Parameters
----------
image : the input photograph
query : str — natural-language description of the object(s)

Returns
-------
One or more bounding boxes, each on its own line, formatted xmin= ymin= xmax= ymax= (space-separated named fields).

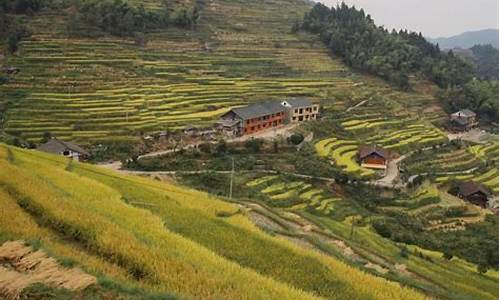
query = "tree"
xmin=442 ymin=252 xmax=453 ymax=260
xmin=289 ymin=133 xmax=304 ymax=145
xmin=477 ymin=263 xmax=488 ymax=274
xmin=244 ymin=138 xmax=263 ymax=153
xmin=41 ymin=131 xmax=52 ymax=143
xmin=215 ymin=139 xmax=227 ymax=156
xmin=7 ymin=32 xmax=19 ymax=53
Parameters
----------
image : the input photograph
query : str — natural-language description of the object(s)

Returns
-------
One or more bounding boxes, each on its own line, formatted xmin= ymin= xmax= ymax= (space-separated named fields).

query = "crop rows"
xmin=315 ymin=138 xmax=375 ymax=178
xmin=404 ymin=142 xmax=499 ymax=192
xmin=246 ymin=175 xmax=341 ymax=214
xmin=0 ymin=144 xmax=429 ymax=300
xmin=1 ymin=5 xmax=358 ymax=144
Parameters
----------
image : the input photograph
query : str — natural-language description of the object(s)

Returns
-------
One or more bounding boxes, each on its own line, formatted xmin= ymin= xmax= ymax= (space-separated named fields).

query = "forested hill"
xmin=299 ymin=3 xmax=499 ymax=122
xmin=428 ymin=29 xmax=499 ymax=50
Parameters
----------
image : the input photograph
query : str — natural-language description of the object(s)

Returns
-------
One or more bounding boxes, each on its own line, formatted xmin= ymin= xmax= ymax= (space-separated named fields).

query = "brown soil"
xmin=0 ymin=240 xmax=96 ymax=299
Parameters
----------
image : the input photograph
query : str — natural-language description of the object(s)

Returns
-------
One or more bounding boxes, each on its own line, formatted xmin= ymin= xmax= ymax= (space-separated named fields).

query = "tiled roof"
xmin=231 ymin=101 xmax=285 ymax=120
xmin=459 ymin=181 xmax=491 ymax=197
xmin=454 ymin=109 xmax=476 ymax=118
xmin=358 ymin=145 xmax=389 ymax=160
xmin=285 ymin=98 xmax=313 ymax=108
xmin=37 ymin=138 xmax=89 ymax=156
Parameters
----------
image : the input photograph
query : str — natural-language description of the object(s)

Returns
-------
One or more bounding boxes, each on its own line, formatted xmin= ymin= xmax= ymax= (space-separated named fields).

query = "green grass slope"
xmin=0 ymin=144 xmax=427 ymax=299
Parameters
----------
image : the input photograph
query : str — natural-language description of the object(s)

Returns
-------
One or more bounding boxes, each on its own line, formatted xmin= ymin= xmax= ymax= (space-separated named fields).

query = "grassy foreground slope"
xmin=0 ymin=0 xmax=444 ymax=144
xmin=0 ymin=144 xmax=427 ymax=300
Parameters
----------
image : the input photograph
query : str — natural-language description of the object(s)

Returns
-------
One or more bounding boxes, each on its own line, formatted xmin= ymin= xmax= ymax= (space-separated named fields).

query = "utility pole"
xmin=350 ymin=216 xmax=356 ymax=240
xmin=229 ymin=156 xmax=235 ymax=199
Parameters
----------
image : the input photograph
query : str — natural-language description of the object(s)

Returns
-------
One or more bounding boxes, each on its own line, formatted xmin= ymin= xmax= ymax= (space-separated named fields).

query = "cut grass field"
xmin=0 ymin=144 xmax=428 ymax=299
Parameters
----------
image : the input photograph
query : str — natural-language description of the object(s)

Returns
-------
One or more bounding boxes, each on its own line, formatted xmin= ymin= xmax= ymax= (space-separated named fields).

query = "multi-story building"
xmin=217 ymin=102 xmax=286 ymax=136
xmin=281 ymin=98 xmax=320 ymax=123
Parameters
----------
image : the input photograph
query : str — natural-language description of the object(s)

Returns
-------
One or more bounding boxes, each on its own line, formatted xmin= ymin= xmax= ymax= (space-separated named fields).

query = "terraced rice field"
xmin=406 ymin=142 xmax=500 ymax=192
xmin=338 ymin=114 xmax=447 ymax=152
xmin=246 ymin=175 xmax=341 ymax=215
xmin=0 ymin=0 xmax=359 ymax=144
xmin=315 ymin=138 xmax=375 ymax=178
xmin=0 ymin=0 xmax=448 ymax=145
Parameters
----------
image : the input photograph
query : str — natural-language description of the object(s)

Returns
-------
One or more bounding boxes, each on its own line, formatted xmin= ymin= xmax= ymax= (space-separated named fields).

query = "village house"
xmin=37 ymin=138 xmax=90 ymax=161
xmin=457 ymin=181 xmax=492 ymax=208
xmin=281 ymin=98 xmax=320 ymax=123
xmin=217 ymin=101 xmax=286 ymax=136
xmin=450 ymin=109 xmax=478 ymax=131
xmin=217 ymin=98 xmax=319 ymax=137
xmin=357 ymin=145 xmax=389 ymax=170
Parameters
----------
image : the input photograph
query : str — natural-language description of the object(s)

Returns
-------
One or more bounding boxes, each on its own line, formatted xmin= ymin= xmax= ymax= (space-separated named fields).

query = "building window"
xmin=313 ymin=106 xmax=318 ymax=111
xmin=294 ymin=109 xmax=298 ymax=113
xmin=299 ymin=108 xmax=303 ymax=114
xmin=292 ymin=117 xmax=297 ymax=121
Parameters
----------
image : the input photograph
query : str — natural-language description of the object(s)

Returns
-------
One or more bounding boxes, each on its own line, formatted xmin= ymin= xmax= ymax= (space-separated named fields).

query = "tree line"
xmin=0 ymin=0 xmax=205 ymax=51
xmin=0 ymin=0 xmax=42 ymax=54
xmin=470 ymin=44 xmax=499 ymax=80
xmin=67 ymin=0 xmax=204 ymax=37
xmin=298 ymin=3 xmax=498 ymax=121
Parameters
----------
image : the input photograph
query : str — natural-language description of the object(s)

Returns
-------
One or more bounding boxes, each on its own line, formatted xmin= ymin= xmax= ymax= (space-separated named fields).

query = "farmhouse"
xmin=217 ymin=102 xmax=286 ymax=136
xmin=450 ymin=109 xmax=478 ymax=131
xmin=358 ymin=145 xmax=389 ymax=169
xmin=37 ymin=138 xmax=89 ymax=161
xmin=281 ymin=98 xmax=320 ymax=123
xmin=457 ymin=181 xmax=491 ymax=208
xmin=217 ymin=99 xmax=320 ymax=136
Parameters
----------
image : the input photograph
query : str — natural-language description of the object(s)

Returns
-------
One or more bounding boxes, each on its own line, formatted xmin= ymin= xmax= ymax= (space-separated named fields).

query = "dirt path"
xmin=0 ymin=241 xmax=96 ymax=299
xmin=346 ymin=99 xmax=369 ymax=112
xmin=447 ymin=128 xmax=492 ymax=144
xmin=229 ymin=123 xmax=300 ymax=142
xmin=375 ymin=155 xmax=407 ymax=187
xmin=239 ymin=201 xmax=418 ymax=278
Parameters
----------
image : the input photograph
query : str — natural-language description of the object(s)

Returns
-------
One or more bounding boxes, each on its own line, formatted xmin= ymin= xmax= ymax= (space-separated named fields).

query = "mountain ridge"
xmin=427 ymin=28 xmax=499 ymax=49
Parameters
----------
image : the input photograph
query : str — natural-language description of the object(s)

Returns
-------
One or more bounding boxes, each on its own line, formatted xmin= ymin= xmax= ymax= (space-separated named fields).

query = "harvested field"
xmin=0 ymin=240 xmax=96 ymax=299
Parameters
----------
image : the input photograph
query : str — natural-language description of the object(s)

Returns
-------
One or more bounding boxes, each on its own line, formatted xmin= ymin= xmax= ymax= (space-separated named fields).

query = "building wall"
xmin=450 ymin=115 xmax=478 ymax=129
xmin=61 ymin=150 xmax=81 ymax=161
xmin=362 ymin=155 xmax=386 ymax=166
xmin=243 ymin=112 xmax=285 ymax=135
xmin=290 ymin=104 xmax=319 ymax=123
xmin=465 ymin=192 xmax=489 ymax=208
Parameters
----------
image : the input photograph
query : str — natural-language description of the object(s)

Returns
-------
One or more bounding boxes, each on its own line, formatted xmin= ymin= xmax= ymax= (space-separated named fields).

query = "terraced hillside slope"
xmin=0 ymin=144 xmax=428 ymax=299
xmin=0 ymin=0 xmax=444 ymax=145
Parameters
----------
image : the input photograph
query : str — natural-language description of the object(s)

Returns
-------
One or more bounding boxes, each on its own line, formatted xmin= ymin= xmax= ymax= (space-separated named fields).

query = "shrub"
xmin=245 ymin=138 xmax=263 ymax=153
xmin=289 ymin=133 xmax=305 ymax=145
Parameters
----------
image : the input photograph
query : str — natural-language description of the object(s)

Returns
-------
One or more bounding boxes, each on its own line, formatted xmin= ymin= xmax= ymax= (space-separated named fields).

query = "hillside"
xmin=0 ymin=1 xmax=499 ymax=299
xmin=0 ymin=0 xmax=445 ymax=148
xmin=0 ymin=144 xmax=430 ymax=299
xmin=428 ymin=29 xmax=499 ymax=49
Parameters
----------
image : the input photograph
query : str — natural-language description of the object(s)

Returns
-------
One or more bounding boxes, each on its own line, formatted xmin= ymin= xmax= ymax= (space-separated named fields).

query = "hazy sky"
xmin=317 ymin=0 xmax=499 ymax=38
